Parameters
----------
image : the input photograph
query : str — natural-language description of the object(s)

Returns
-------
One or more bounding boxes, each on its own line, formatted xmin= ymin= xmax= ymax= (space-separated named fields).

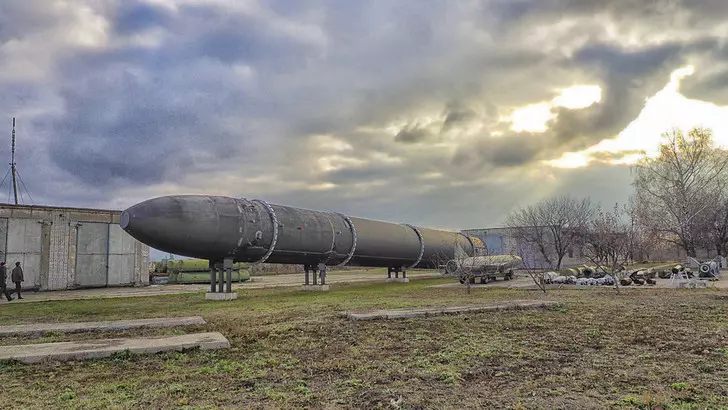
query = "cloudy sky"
xmin=2 ymin=0 xmax=728 ymax=260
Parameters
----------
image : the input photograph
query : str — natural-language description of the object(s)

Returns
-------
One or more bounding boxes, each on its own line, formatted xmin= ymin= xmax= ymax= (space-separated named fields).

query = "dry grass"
xmin=1 ymin=278 xmax=727 ymax=409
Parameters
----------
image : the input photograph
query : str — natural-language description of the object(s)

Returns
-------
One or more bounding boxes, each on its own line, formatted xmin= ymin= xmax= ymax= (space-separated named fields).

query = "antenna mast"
xmin=10 ymin=117 xmax=18 ymax=205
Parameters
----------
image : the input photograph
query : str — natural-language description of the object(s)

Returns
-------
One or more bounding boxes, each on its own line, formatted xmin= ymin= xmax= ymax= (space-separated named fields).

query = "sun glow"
xmin=508 ymin=85 xmax=603 ymax=133
xmin=509 ymin=103 xmax=555 ymax=133
xmin=552 ymin=85 xmax=602 ymax=109
xmin=546 ymin=65 xmax=728 ymax=169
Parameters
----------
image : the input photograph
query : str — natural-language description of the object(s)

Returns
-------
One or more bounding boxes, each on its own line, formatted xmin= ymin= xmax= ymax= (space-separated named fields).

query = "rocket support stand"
xmin=386 ymin=266 xmax=410 ymax=283
xmin=302 ymin=263 xmax=329 ymax=291
xmin=206 ymin=257 xmax=238 ymax=300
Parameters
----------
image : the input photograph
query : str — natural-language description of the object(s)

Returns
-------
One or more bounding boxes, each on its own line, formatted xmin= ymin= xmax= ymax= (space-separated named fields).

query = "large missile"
xmin=120 ymin=195 xmax=480 ymax=269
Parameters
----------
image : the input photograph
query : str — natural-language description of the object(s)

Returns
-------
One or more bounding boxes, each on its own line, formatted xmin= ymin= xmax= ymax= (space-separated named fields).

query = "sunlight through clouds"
xmin=546 ymin=66 xmax=728 ymax=169
xmin=508 ymin=85 xmax=603 ymax=132
xmin=509 ymin=102 xmax=555 ymax=133
xmin=552 ymin=85 xmax=602 ymax=109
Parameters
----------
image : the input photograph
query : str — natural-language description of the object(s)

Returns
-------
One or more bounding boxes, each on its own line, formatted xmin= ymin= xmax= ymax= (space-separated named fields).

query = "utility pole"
xmin=10 ymin=117 xmax=18 ymax=205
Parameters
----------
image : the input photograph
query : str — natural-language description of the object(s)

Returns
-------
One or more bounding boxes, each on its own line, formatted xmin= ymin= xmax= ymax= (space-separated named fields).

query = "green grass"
xmin=1 ymin=278 xmax=727 ymax=409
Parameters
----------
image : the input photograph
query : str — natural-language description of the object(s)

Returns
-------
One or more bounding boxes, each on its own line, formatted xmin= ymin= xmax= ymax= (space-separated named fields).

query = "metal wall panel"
xmin=107 ymin=224 xmax=136 ymax=285
xmin=75 ymin=222 xmax=109 ymax=287
xmin=5 ymin=218 xmax=42 ymax=289
xmin=484 ymin=235 xmax=504 ymax=254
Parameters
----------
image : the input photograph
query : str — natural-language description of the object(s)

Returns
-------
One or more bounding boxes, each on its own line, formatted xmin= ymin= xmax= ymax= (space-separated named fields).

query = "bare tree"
xmin=509 ymin=232 xmax=550 ymax=293
xmin=697 ymin=195 xmax=728 ymax=259
xmin=624 ymin=196 xmax=651 ymax=261
xmin=633 ymin=127 xmax=728 ymax=257
xmin=582 ymin=203 xmax=636 ymax=294
xmin=504 ymin=195 xmax=594 ymax=270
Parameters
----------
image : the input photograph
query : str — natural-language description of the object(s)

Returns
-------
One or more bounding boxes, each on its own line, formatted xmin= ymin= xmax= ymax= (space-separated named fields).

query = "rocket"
xmin=120 ymin=195 xmax=481 ymax=270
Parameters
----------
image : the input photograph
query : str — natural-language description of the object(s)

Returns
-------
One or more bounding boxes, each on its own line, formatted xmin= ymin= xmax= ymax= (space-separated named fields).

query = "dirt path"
xmin=2 ymin=270 xmax=442 ymax=303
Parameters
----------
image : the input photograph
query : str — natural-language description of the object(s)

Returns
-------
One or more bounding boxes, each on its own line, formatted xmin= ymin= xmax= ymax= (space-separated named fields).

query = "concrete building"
xmin=0 ymin=203 xmax=150 ymax=291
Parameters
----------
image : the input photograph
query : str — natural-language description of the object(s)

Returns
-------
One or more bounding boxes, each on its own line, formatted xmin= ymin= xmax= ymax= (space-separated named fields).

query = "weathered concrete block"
xmin=0 ymin=316 xmax=207 ymax=337
xmin=301 ymin=285 xmax=330 ymax=292
xmin=205 ymin=292 xmax=238 ymax=300
xmin=0 ymin=332 xmax=230 ymax=364
xmin=385 ymin=278 xmax=410 ymax=283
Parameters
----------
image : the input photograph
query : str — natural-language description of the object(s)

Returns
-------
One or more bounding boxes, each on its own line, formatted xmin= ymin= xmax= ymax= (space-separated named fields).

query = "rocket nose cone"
xmin=120 ymin=201 xmax=149 ymax=237
xmin=119 ymin=196 xmax=179 ymax=247
xmin=120 ymin=209 xmax=131 ymax=231
xmin=119 ymin=195 xmax=238 ymax=260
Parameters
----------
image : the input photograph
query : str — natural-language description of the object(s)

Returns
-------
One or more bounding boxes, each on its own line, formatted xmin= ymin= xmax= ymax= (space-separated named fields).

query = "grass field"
xmin=1 ymin=277 xmax=727 ymax=409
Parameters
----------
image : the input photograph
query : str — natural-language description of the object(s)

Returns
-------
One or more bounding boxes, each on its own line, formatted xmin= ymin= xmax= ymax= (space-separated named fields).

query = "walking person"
xmin=11 ymin=261 xmax=23 ymax=299
xmin=0 ymin=262 xmax=12 ymax=301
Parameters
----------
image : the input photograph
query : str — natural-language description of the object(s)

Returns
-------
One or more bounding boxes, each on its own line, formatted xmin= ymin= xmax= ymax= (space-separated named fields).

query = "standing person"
xmin=11 ymin=261 xmax=23 ymax=299
xmin=0 ymin=262 xmax=12 ymax=301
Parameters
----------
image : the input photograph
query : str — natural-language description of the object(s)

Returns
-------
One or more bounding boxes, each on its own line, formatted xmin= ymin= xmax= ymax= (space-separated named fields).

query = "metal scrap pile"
xmin=542 ymin=265 xmax=659 ymax=286
xmin=542 ymin=266 xmax=617 ymax=286
xmin=656 ymin=264 xmax=693 ymax=280
xmin=618 ymin=269 xmax=657 ymax=286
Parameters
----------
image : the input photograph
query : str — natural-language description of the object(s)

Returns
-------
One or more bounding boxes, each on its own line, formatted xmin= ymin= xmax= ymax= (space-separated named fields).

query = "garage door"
xmin=4 ymin=218 xmax=43 ymax=290
xmin=75 ymin=222 xmax=109 ymax=287
xmin=107 ymin=224 xmax=137 ymax=285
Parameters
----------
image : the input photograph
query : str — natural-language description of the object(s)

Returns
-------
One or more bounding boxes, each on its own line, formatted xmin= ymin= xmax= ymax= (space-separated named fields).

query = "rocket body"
xmin=121 ymin=195 xmax=478 ymax=268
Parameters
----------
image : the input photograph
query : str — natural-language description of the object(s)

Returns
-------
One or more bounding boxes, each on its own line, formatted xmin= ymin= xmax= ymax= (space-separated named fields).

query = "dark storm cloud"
xmin=112 ymin=1 xmax=171 ymax=35
xmin=546 ymin=42 xmax=685 ymax=151
xmin=394 ymin=124 xmax=433 ymax=144
xmin=326 ymin=164 xmax=403 ymax=185
xmin=0 ymin=1 xmax=61 ymax=43
xmin=679 ymin=41 xmax=728 ymax=104
xmin=440 ymin=101 xmax=491 ymax=133
xmin=490 ymin=0 xmax=720 ymax=23
xmin=549 ymin=38 xmax=720 ymax=148
xmin=451 ymin=133 xmax=545 ymax=170
xmin=681 ymin=69 xmax=728 ymax=105
xmin=449 ymin=40 xmax=703 ymax=171
xmin=587 ymin=150 xmax=644 ymax=163
xmin=185 ymin=6 xmax=320 ymax=68
xmin=47 ymin=67 xmax=253 ymax=186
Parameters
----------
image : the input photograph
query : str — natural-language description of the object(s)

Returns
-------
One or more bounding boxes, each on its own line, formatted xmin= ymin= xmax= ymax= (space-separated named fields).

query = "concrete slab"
xmin=341 ymin=300 xmax=560 ymax=321
xmin=385 ymin=278 xmax=410 ymax=283
xmin=301 ymin=285 xmax=330 ymax=291
xmin=205 ymin=292 xmax=238 ymax=300
xmin=0 ymin=332 xmax=230 ymax=364
xmin=0 ymin=316 xmax=206 ymax=337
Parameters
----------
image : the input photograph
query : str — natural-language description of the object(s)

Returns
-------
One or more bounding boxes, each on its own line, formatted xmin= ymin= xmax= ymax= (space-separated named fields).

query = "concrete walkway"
xmin=0 ymin=332 xmax=230 ymax=364
xmin=0 ymin=316 xmax=206 ymax=337
xmin=0 ymin=271 xmax=441 ymax=304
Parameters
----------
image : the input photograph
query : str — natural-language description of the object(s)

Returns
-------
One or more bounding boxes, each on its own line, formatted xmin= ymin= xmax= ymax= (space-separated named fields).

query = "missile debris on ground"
xmin=340 ymin=300 xmax=560 ymax=321
xmin=0 ymin=317 xmax=206 ymax=337
xmin=0 ymin=332 xmax=230 ymax=364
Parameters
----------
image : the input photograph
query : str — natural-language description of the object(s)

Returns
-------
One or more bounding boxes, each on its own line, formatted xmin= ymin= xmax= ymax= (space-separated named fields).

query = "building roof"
xmin=0 ymin=202 xmax=122 ymax=214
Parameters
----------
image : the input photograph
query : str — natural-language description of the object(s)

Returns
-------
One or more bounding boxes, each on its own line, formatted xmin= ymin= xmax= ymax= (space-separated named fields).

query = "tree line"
xmin=503 ymin=126 xmax=728 ymax=271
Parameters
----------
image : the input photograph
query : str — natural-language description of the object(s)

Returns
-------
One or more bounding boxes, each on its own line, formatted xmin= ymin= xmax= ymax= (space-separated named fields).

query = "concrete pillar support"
xmin=301 ymin=263 xmax=330 ymax=291
xmin=386 ymin=266 xmax=410 ymax=283
xmin=209 ymin=260 xmax=217 ymax=293
xmin=206 ymin=258 xmax=238 ymax=300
